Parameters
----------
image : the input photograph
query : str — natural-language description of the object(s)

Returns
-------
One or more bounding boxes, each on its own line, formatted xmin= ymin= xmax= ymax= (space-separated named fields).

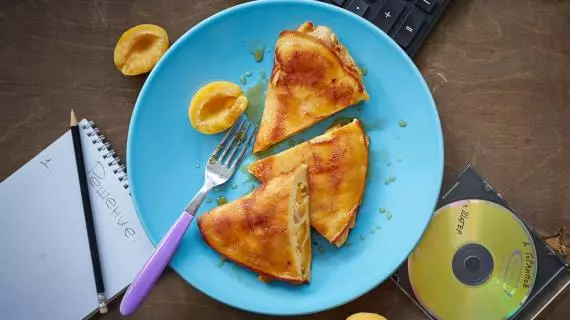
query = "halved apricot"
xmin=189 ymin=81 xmax=248 ymax=134
xmin=114 ymin=24 xmax=169 ymax=76
xmin=346 ymin=313 xmax=387 ymax=320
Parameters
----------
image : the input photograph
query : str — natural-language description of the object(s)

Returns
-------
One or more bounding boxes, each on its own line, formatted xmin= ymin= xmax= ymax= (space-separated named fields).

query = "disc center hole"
xmin=465 ymin=256 xmax=481 ymax=273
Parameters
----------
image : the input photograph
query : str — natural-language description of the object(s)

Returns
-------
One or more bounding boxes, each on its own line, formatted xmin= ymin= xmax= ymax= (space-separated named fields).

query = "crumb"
xmin=544 ymin=230 xmax=567 ymax=257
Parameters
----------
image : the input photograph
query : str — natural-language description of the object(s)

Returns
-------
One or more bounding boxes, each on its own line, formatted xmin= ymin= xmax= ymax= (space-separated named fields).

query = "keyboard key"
xmin=418 ymin=0 xmax=436 ymax=13
xmin=316 ymin=0 xmax=451 ymax=57
xmin=394 ymin=10 xmax=426 ymax=48
xmin=373 ymin=0 xmax=406 ymax=33
xmin=346 ymin=0 xmax=369 ymax=16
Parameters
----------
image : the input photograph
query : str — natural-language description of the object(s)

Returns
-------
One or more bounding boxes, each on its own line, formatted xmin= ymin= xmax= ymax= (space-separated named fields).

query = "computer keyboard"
xmin=320 ymin=0 xmax=450 ymax=57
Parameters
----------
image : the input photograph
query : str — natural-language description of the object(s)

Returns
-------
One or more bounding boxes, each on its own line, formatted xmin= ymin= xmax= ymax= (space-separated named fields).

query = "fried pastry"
xmin=198 ymin=165 xmax=311 ymax=283
xmin=253 ymin=22 xmax=369 ymax=152
xmin=250 ymin=119 xmax=368 ymax=246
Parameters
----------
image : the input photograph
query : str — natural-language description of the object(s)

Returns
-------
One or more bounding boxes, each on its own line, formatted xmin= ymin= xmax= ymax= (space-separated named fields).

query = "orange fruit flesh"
xmin=188 ymin=81 xmax=248 ymax=134
xmin=114 ymin=24 xmax=169 ymax=76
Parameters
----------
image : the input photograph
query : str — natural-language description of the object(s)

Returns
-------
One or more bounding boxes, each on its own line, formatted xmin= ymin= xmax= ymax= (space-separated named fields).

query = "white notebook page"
xmin=0 ymin=119 xmax=154 ymax=319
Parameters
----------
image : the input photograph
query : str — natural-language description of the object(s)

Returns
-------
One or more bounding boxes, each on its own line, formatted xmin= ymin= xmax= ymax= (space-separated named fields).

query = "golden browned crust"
xmin=198 ymin=223 xmax=307 ymax=284
xmin=275 ymin=30 xmax=366 ymax=96
xmin=250 ymin=119 xmax=369 ymax=246
xmin=198 ymin=166 xmax=311 ymax=284
xmin=331 ymin=204 xmax=360 ymax=246
xmin=331 ymin=120 xmax=369 ymax=246
xmin=295 ymin=22 xmax=364 ymax=84
xmin=253 ymin=22 xmax=369 ymax=153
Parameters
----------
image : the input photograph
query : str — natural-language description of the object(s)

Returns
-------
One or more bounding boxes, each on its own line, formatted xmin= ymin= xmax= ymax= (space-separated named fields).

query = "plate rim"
xmin=127 ymin=0 xmax=445 ymax=315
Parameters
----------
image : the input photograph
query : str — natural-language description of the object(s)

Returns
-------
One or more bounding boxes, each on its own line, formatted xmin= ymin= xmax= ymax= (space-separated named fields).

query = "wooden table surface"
xmin=1 ymin=0 xmax=569 ymax=319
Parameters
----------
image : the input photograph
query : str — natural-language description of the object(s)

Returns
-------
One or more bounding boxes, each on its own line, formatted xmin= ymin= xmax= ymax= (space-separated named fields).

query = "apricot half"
xmin=346 ymin=313 xmax=387 ymax=320
xmin=114 ymin=24 xmax=169 ymax=76
xmin=189 ymin=81 xmax=248 ymax=134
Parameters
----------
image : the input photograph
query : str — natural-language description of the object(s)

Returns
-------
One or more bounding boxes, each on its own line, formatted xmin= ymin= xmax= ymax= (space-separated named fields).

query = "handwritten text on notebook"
xmin=1 ymin=123 xmax=154 ymax=320
xmin=88 ymin=160 xmax=140 ymax=242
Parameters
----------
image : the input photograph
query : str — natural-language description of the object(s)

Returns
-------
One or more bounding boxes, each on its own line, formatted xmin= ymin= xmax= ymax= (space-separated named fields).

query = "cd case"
xmin=392 ymin=166 xmax=570 ymax=319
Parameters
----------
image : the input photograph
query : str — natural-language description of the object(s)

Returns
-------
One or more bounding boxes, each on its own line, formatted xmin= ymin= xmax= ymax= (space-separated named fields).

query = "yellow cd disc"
xmin=408 ymin=199 xmax=537 ymax=320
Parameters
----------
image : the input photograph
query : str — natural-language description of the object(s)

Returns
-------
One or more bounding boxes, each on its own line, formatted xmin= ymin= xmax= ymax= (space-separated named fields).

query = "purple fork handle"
xmin=120 ymin=212 xmax=194 ymax=315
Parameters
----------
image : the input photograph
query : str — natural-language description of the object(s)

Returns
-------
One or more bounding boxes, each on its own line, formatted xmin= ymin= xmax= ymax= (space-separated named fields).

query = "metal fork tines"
xmin=207 ymin=117 xmax=256 ymax=177
xmin=184 ymin=116 xmax=256 ymax=215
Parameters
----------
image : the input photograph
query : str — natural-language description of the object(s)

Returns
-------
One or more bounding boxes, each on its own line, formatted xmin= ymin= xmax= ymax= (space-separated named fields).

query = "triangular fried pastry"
xmin=253 ymin=22 xmax=369 ymax=153
xmin=250 ymin=119 xmax=368 ymax=246
xmin=198 ymin=165 xmax=311 ymax=283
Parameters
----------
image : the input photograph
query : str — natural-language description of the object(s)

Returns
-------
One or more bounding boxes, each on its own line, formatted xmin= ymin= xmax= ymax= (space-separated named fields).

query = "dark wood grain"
xmin=1 ymin=0 xmax=569 ymax=319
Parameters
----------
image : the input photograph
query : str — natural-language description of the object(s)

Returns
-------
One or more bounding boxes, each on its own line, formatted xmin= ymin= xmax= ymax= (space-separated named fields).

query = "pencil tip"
xmin=70 ymin=109 xmax=78 ymax=126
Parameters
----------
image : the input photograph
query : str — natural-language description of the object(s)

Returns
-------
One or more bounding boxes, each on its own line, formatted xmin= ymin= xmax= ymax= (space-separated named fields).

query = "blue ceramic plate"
xmin=127 ymin=0 xmax=443 ymax=315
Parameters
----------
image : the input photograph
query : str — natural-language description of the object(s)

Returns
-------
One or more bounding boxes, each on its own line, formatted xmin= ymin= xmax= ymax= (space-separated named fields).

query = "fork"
xmin=120 ymin=117 xmax=256 ymax=316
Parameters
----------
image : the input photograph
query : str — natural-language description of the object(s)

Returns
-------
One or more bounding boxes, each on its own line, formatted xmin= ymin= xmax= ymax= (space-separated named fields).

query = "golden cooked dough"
xmin=250 ymin=119 xmax=368 ymax=246
xmin=198 ymin=165 xmax=311 ymax=284
xmin=253 ymin=22 xmax=369 ymax=153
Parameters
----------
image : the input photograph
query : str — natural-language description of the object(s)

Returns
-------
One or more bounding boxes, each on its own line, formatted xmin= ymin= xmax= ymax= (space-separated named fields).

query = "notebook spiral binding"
xmin=82 ymin=120 xmax=129 ymax=191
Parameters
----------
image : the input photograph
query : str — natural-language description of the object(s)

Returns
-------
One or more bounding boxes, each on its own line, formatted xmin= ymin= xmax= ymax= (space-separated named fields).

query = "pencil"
xmin=70 ymin=110 xmax=108 ymax=314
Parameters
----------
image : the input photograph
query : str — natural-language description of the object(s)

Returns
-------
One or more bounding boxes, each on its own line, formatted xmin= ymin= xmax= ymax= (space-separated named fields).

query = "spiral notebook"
xmin=0 ymin=119 xmax=154 ymax=320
